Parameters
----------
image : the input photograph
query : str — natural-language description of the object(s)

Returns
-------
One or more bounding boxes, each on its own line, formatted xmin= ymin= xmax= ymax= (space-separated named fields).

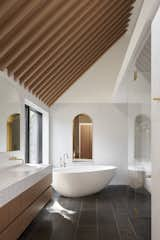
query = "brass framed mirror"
xmin=7 ymin=113 xmax=20 ymax=152
xmin=0 ymin=74 xmax=21 ymax=152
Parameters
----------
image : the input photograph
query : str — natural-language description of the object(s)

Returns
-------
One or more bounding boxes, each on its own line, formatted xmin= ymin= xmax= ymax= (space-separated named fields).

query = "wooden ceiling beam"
xmin=0 ymin=0 xmax=68 ymax=58
xmin=0 ymin=0 xmax=23 ymax=23
xmin=41 ymin=24 xmax=128 ymax=102
xmin=46 ymin=30 xmax=126 ymax=106
xmin=19 ymin=0 xmax=132 ymax=85
xmin=25 ymin=6 xmax=132 ymax=91
xmin=0 ymin=0 xmax=88 ymax=69
xmin=0 ymin=0 xmax=44 ymax=40
xmin=31 ymin=12 xmax=131 ymax=96
xmin=30 ymin=17 xmax=130 ymax=97
xmin=13 ymin=0 xmax=110 ymax=79
xmin=9 ymin=0 xmax=103 ymax=75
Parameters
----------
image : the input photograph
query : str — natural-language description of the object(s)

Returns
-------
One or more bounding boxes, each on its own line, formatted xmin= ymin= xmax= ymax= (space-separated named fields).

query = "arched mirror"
xmin=73 ymin=114 xmax=93 ymax=160
xmin=135 ymin=114 xmax=150 ymax=161
xmin=7 ymin=113 xmax=20 ymax=151
xmin=0 ymin=75 xmax=21 ymax=152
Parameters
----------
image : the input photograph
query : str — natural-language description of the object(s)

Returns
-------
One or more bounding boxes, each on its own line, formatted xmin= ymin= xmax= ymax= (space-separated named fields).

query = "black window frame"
xmin=25 ymin=105 xmax=43 ymax=164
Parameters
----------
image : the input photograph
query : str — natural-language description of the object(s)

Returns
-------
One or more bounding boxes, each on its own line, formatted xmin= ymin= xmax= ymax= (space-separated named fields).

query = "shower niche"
xmin=134 ymin=114 xmax=150 ymax=162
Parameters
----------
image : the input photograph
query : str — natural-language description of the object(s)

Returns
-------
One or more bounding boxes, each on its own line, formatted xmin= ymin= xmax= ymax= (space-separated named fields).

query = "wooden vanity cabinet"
xmin=0 ymin=174 xmax=52 ymax=240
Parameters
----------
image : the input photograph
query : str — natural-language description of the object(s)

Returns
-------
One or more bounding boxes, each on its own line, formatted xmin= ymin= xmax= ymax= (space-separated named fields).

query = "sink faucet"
xmin=9 ymin=156 xmax=23 ymax=161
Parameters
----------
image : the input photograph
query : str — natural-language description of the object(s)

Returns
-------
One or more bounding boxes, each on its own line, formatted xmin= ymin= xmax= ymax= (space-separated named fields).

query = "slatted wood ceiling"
xmin=0 ymin=0 xmax=135 ymax=106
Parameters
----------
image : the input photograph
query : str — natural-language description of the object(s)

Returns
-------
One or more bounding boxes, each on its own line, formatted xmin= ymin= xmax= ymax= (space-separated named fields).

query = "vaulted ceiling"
xmin=0 ymin=0 xmax=135 ymax=106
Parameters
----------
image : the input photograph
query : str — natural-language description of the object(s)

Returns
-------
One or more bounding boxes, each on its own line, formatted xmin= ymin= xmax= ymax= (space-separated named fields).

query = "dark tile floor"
xmin=19 ymin=186 xmax=151 ymax=240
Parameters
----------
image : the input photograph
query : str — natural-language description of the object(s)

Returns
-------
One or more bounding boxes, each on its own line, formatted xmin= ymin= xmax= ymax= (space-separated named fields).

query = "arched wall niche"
xmin=134 ymin=114 xmax=150 ymax=161
xmin=73 ymin=114 xmax=93 ymax=160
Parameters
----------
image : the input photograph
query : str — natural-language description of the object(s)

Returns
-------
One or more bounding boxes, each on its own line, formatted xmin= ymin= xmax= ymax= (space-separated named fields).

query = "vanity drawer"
xmin=0 ymin=204 xmax=9 ymax=233
xmin=0 ymin=187 xmax=52 ymax=240
xmin=8 ymin=195 xmax=21 ymax=223
xmin=20 ymin=174 xmax=52 ymax=211
xmin=0 ymin=195 xmax=21 ymax=233
xmin=20 ymin=187 xmax=52 ymax=233
xmin=0 ymin=174 xmax=52 ymax=235
xmin=0 ymin=216 xmax=21 ymax=240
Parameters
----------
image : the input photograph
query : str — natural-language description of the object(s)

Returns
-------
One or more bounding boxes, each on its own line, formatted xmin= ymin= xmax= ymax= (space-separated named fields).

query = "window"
xmin=25 ymin=105 xmax=42 ymax=163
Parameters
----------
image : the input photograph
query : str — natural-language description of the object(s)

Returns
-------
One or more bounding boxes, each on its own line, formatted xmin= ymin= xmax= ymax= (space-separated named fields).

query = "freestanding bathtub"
xmin=53 ymin=165 xmax=117 ymax=197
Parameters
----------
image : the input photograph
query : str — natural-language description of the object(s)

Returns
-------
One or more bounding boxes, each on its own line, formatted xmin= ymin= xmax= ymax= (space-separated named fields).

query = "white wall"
xmin=115 ymin=69 xmax=151 ymax=171
xmin=113 ymin=0 xmax=160 ymax=98
xmin=50 ymin=103 xmax=128 ymax=185
xmin=0 ymin=70 xmax=50 ymax=165
xmin=112 ymin=35 xmax=151 ymax=173
xmin=151 ymin=6 xmax=160 ymax=240
xmin=114 ymin=69 xmax=151 ymax=103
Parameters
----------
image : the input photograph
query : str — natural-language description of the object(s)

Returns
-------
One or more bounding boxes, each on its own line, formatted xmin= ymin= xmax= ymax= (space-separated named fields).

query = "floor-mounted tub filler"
xmin=53 ymin=165 xmax=117 ymax=197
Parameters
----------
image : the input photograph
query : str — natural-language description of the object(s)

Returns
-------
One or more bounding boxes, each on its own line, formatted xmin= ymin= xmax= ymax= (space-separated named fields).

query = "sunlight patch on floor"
xmin=46 ymin=201 xmax=77 ymax=222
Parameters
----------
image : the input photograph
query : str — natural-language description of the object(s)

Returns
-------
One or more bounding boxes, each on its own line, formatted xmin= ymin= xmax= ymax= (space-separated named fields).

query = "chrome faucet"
xmin=60 ymin=157 xmax=63 ymax=167
xmin=60 ymin=153 xmax=69 ymax=167
xmin=63 ymin=153 xmax=69 ymax=167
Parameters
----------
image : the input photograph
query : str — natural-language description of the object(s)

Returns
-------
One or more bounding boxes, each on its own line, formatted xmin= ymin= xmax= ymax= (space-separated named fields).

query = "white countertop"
xmin=0 ymin=163 xmax=52 ymax=207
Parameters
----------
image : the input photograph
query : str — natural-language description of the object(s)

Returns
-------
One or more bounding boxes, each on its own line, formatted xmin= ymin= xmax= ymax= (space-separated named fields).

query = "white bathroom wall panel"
xmin=50 ymin=103 xmax=128 ymax=185
xmin=0 ymin=71 xmax=50 ymax=165
xmin=152 ymin=6 xmax=160 ymax=240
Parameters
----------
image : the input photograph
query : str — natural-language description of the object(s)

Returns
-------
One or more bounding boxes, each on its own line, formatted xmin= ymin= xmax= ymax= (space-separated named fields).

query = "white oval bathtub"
xmin=53 ymin=165 xmax=117 ymax=197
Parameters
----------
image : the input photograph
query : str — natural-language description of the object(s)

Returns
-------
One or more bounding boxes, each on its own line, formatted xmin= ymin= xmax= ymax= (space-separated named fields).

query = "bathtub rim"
xmin=53 ymin=165 xmax=117 ymax=174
